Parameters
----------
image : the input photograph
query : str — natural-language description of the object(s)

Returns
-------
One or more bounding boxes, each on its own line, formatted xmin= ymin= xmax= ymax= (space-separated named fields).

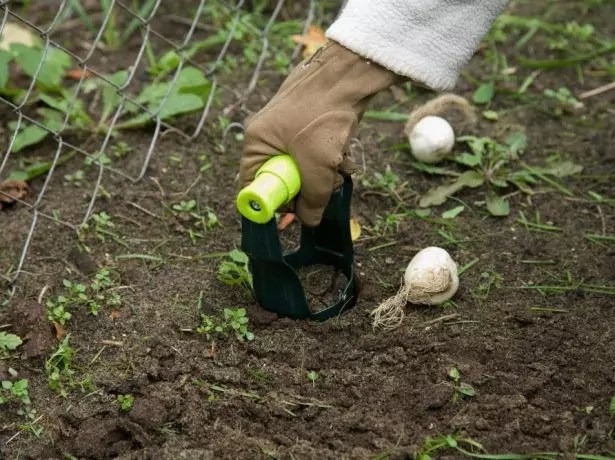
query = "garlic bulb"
xmin=370 ymin=247 xmax=459 ymax=331
xmin=409 ymin=116 xmax=455 ymax=164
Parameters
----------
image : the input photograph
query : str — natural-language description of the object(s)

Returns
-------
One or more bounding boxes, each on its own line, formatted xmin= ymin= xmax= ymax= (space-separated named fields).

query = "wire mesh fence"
xmin=0 ymin=0 xmax=320 ymax=287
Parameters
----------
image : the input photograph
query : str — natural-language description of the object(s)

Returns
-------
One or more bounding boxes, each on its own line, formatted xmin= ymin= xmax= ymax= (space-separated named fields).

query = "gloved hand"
xmin=238 ymin=40 xmax=405 ymax=227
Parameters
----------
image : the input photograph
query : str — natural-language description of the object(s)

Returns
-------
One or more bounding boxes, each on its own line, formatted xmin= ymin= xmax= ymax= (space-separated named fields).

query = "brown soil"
xmin=1 ymin=1 xmax=615 ymax=460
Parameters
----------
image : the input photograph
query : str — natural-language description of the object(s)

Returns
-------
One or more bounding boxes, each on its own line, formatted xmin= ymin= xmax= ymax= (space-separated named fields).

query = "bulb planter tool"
xmin=236 ymin=154 xmax=358 ymax=321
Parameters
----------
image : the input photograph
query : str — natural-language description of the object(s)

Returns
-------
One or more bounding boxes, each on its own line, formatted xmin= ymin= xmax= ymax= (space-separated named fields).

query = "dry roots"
xmin=404 ymin=93 xmax=478 ymax=138
xmin=370 ymin=267 xmax=455 ymax=331
xmin=370 ymin=279 xmax=410 ymax=332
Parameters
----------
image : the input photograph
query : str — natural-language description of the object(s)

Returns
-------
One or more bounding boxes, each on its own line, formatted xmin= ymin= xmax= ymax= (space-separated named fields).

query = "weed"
xmin=361 ymin=165 xmax=403 ymax=193
xmin=217 ymin=249 xmax=253 ymax=295
xmin=197 ymin=307 xmax=255 ymax=342
xmin=516 ymin=210 xmax=563 ymax=233
xmin=610 ymin=395 xmax=615 ymax=416
xmin=0 ymin=377 xmax=39 ymax=427
xmin=45 ymin=335 xmax=77 ymax=398
xmin=448 ymin=367 xmax=476 ymax=402
xmin=46 ymin=268 xmax=121 ymax=324
xmin=172 ymin=199 xmax=219 ymax=243
xmin=543 ymin=87 xmax=584 ymax=115
xmin=2 ymin=40 xmax=217 ymax=156
xmin=63 ymin=170 xmax=85 ymax=187
xmin=307 ymin=370 xmax=320 ymax=387
xmin=412 ymin=434 xmax=486 ymax=460
xmin=116 ymin=394 xmax=135 ymax=412
xmin=413 ymin=133 xmax=582 ymax=216
xmin=475 ymin=271 xmax=503 ymax=300
xmin=0 ymin=331 xmax=23 ymax=357
xmin=0 ymin=378 xmax=30 ymax=406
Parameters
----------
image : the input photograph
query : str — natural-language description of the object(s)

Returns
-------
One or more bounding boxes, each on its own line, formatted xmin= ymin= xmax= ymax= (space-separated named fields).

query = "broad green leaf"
xmin=490 ymin=178 xmax=508 ymax=188
xmin=179 ymin=81 xmax=213 ymax=101
xmin=100 ymin=70 xmax=129 ymax=122
xmin=157 ymin=93 xmax=203 ymax=120
xmin=540 ymin=160 xmax=583 ymax=178
xmin=0 ymin=50 xmax=12 ymax=88
xmin=458 ymin=135 xmax=490 ymax=158
xmin=448 ymin=367 xmax=460 ymax=380
xmin=458 ymin=170 xmax=486 ymax=187
xmin=410 ymin=161 xmax=459 ymax=177
xmin=419 ymin=171 xmax=485 ymax=207
xmin=458 ymin=383 xmax=475 ymax=397
xmin=176 ymin=66 xmax=208 ymax=87
xmin=135 ymin=81 xmax=171 ymax=106
xmin=486 ymin=191 xmax=510 ymax=216
xmin=472 ymin=81 xmax=495 ymax=104
xmin=11 ymin=44 xmax=71 ymax=89
xmin=506 ymin=132 xmax=527 ymax=156
xmin=0 ymin=332 xmax=22 ymax=351
xmin=455 ymin=152 xmax=482 ymax=167
xmin=10 ymin=123 xmax=49 ymax=152
xmin=148 ymin=50 xmax=180 ymax=76
xmin=229 ymin=249 xmax=248 ymax=264
xmin=442 ymin=206 xmax=464 ymax=219
xmin=38 ymin=107 xmax=65 ymax=132
xmin=39 ymin=93 xmax=69 ymax=114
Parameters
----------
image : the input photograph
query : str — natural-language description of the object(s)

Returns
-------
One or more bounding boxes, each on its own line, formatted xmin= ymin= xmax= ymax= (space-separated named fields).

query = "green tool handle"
xmin=236 ymin=155 xmax=301 ymax=224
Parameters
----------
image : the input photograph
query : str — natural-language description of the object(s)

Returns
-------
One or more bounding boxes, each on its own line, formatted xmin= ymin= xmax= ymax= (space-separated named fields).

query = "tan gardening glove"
xmin=239 ymin=40 xmax=405 ymax=227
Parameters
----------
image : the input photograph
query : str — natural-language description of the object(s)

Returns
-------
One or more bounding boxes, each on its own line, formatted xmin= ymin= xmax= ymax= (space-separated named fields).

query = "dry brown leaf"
xmin=110 ymin=311 xmax=121 ymax=320
xmin=350 ymin=216 xmax=361 ymax=241
xmin=292 ymin=25 xmax=326 ymax=58
xmin=52 ymin=321 xmax=66 ymax=341
xmin=0 ymin=180 xmax=29 ymax=210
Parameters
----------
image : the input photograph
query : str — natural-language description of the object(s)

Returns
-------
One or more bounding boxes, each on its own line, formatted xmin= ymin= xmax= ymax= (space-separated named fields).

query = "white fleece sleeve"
xmin=325 ymin=0 xmax=510 ymax=91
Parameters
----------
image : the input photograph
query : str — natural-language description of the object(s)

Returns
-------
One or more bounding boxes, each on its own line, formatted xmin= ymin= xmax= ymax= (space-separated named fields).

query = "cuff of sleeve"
xmin=325 ymin=0 xmax=509 ymax=92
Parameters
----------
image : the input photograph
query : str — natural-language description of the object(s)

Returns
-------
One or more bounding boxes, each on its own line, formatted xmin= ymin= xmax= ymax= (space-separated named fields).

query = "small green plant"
xmin=448 ymin=367 xmax=476 ymax=402
xmin=475 ymin=271 xmax=503 ymax=300
xmin=0 ymin=379 xmax=30 ymax=406
xmin=610 ymin=395 xmax=615 ymax=416
xmin=412 ymin=434 xmax=486 ymax=460
xmin=307 ymin=371 xmax=320 ymax=387
xmin=46 ymin=268 xmax=121 ymax=324
xmin=361 ymin=165 xmax=402 ymax=192
xmin=197 ymin=307 xmax=255 ymax=342
xmin=116 ymin=394 xmax=135 ymax=412
xmin=45 ymin=335 xmax=77 ymax=398
xmin=413 ymin=133 xmax=583 ymax=216
xmin=544 ymin=87 xmax=584 ymax=115
xmin=217 ymin=249 xmax=253 ymax=295
xmin=0 ymin=331 xmax=23 ymax=357
xmin=172 ymin=199 xmax=219 ymax=242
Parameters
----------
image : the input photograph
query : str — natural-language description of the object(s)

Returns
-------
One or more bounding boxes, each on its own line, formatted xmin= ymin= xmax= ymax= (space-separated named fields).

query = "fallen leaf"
xmin=292 ymin=25 xmax=326 ymax=58
xmin=66 ymin=68 xmax=92 ymax=80
xmin=110 ymin=311 xmax=121 ymax=320
xmin=0 ymin=22 xmax=36 ymax=51
xmin=0 ymin=179 xmax=30 ymax=210
xmin=278 ymin=213 xmax=295 ymax=231
xmin=350 ymin=216 xmax=361 ymax=241
xmin=52 ymin=320 xmax=66 ymax=341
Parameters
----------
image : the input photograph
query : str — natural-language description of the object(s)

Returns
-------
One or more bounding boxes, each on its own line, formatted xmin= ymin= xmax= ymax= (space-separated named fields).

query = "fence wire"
xmin=0 ymin=0 xmax=319 ymax=286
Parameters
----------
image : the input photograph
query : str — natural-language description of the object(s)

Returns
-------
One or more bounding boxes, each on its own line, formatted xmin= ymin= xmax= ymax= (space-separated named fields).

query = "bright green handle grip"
xmin=236 ymin=155 xmax=301 ymax=224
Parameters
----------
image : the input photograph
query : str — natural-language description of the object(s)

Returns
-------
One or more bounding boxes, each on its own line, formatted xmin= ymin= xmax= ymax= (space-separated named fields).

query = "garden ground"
xmin=1 ymin=1 xmax=614 ymax=459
